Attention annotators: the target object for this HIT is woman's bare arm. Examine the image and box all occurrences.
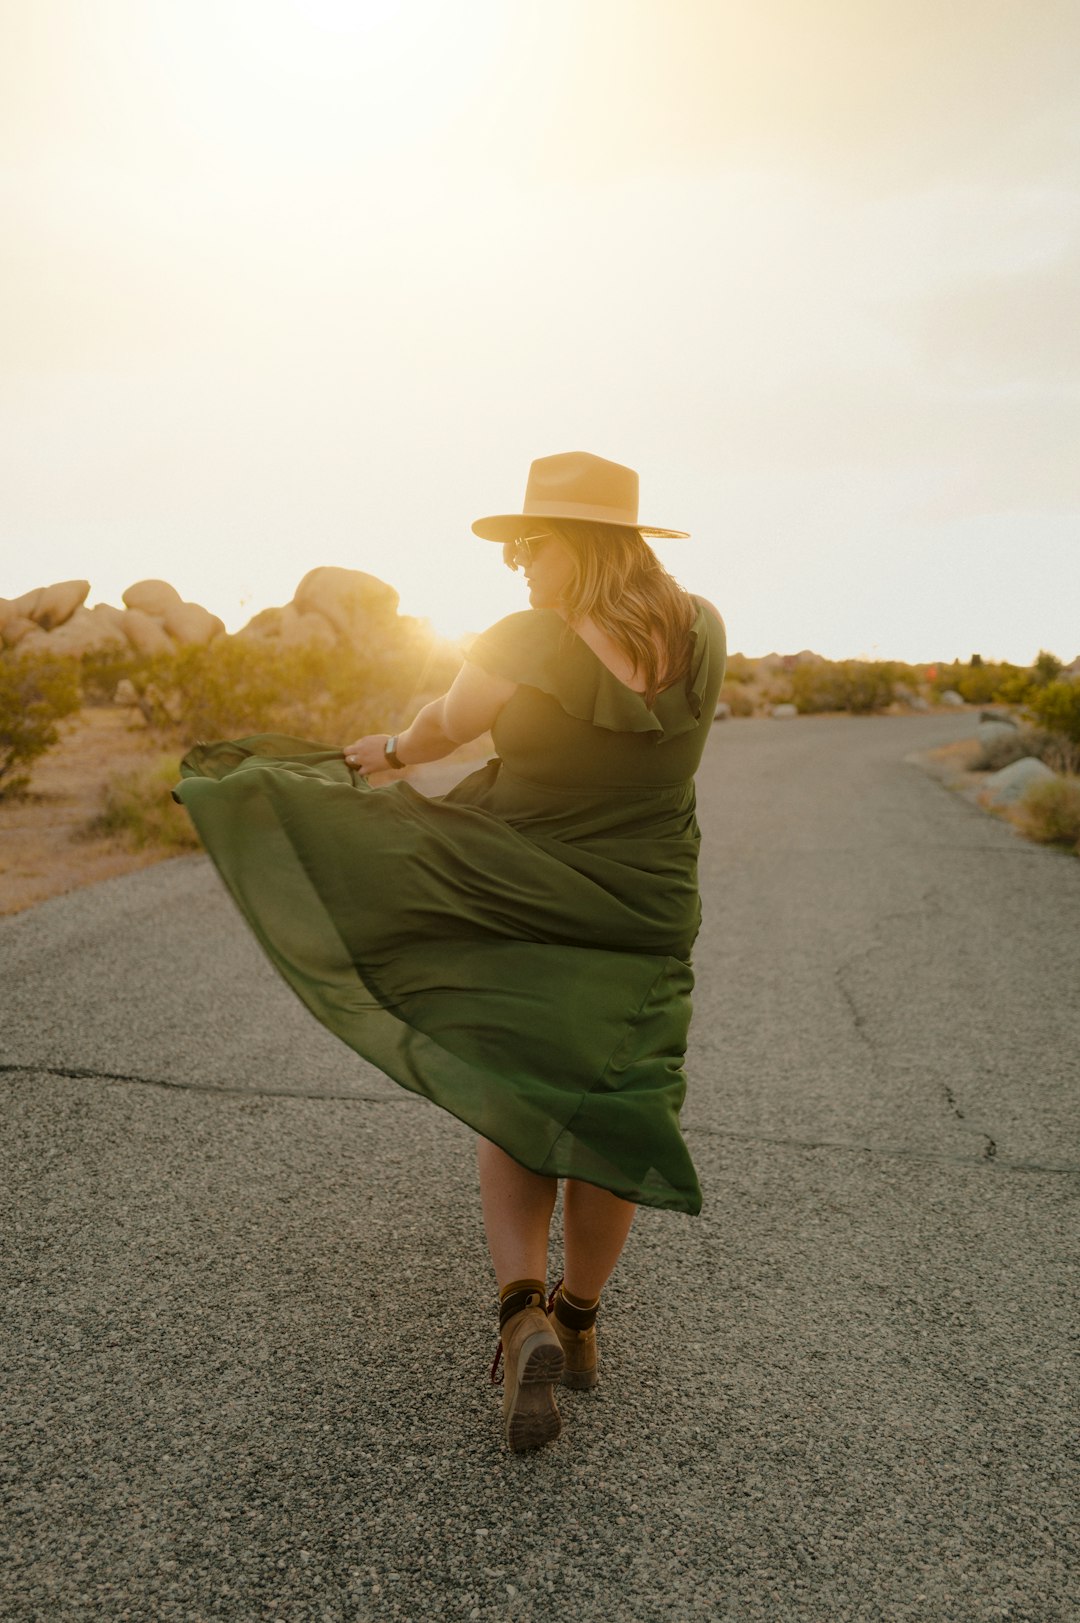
[343,661,516,774]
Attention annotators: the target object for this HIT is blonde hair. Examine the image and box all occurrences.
[504,519,697,706]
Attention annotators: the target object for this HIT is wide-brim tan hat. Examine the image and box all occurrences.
[471,451,690,541]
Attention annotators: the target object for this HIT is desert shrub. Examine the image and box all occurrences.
[125,623,458,747]
[1014,775,1080,851]
[931,659,1032,705]
[1028,679,1080,745]
[789,660,897,715]
[1032,649,1063,685]
[85,756,201,852]
[0,650,82,798]
[718,682,754,717]
[973,726,1080,776]
[973,729,1038,771]
[722,653,755,686]
[79,644,151,704]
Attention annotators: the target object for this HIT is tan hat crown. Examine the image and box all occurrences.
[471,451,689,542]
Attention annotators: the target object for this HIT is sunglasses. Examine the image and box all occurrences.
[511,532,551,568]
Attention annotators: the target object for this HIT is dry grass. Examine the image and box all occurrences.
[0,708,182,915]
[915,737,1080,858]
[1014,776,1080,851]
[0,705,496,915]
[84,755,201,853]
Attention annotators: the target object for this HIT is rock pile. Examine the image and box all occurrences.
[237,567,400,649]
[0,579,225,657]
[2,567,413,662]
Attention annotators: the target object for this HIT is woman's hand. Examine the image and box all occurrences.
[342,733,400,775]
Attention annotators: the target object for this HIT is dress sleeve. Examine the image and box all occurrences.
[465,611,564,687]
[466,607,715,741]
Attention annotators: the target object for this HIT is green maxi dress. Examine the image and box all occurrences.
[174,599,726,1215]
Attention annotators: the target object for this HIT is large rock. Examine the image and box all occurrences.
[294,567,399,642]
[979,756,1056,808]
[161,600,225,647]
[121,607,175,657]
[977,721,1019,749]
[279,605,337,649]
[122,579,183,617]
[10,586,43,620]
[237,606,285,640]
[18,604,130,657]
[939,689,965,707]
[771,703,798,719]
[31,579,91,630]
[2,614,38,649]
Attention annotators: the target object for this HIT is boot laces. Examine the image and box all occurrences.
[489,1277,564,1385]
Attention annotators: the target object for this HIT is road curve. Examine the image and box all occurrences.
[2,712,1076,1621]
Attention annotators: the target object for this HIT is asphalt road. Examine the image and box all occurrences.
[2,712,1077,1622]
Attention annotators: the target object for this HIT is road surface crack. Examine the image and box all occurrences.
[687,1124,1072,1175]
[0,1060,415,1105]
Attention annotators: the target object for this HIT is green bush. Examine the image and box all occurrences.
[722,653,755,686]
[78,644,151,704]
[717,682,755,717]
[789,660,897,715]
[971,726,1080,776]
[1028,680,1080,745]
[123,623,459,748]
[932,659,1031,706]
[1033,649,1063,685]
[972,729,1035,772]
[1015,775,1080,851]
[85,756,201,852]
[0,651,82,798]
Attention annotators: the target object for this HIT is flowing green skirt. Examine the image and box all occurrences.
[175,735,703,1213]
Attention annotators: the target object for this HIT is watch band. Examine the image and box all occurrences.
[384,735,406,769]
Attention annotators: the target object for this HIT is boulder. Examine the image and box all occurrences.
[279,605,337,649]
[238,606,285,639]
[11,586,43,620]
[2,614,38,649]
[294,567,399,642]
[980,709,1016,728]
[979,756,1056,808]
[977,721,1020,750]
[161,600,225,647]
[713,701,731,721]
[909,696,931,712]
[122,579,183,616]
[121,607,175,657]
[771,703,798,719]
[939,689,965,707]
[30,579,91,630]
[24,604,130,656]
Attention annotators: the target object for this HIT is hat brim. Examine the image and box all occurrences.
[471,514,690,541]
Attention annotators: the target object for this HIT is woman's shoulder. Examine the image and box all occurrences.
[465,608,566,681]
[690,592,723,626]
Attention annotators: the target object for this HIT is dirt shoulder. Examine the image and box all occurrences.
[0,710,494,917]
[0,708,183,916]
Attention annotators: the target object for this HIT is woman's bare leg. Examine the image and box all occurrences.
[562,1179,636,1301]
[476,1138,558,1290]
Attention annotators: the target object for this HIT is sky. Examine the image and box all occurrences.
[1,0,1078,662]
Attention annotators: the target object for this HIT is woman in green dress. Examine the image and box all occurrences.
[175,450,726,1453]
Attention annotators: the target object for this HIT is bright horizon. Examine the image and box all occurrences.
[2,1,1078,665]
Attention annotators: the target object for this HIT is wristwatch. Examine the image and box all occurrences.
[384,735,406,769]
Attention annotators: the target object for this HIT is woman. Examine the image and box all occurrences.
[175,450,726,1453]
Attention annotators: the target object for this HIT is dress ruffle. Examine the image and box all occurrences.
[466,599,715,742]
